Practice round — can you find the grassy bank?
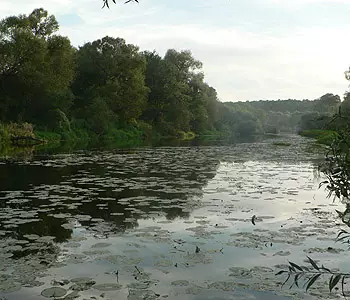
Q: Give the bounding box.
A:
[197,129,227,140]
[299,129,338,145]
[0,120,202,157]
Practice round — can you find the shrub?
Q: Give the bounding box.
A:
[7,122,35,137]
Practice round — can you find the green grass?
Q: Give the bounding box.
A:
[299,129,338,145]
[102,127,144,147]
[34,130,61,142]
[197,129,227,140]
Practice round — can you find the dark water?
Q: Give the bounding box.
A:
[0,135,346,299]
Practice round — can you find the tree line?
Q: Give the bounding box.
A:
[0,8,342,144]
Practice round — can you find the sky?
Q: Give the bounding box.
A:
[1,0,350,102]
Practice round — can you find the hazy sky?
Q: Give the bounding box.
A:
[1,0,350,102]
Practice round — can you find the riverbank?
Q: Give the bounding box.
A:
[299,129,338,145]
[1,122,226,157]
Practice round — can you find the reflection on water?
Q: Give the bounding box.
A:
[0,135,345,299]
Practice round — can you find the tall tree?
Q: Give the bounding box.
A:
[162,49,202,133]
[73,36,148,129]
[141,49,205,135]
[314,93,341,114]
[0,8,75,124]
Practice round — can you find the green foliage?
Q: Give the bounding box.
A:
[0,123,11,144]
[277,258,349,296]
[0,8,75,124]
[46,109,71,131]
[7,122,35,137]
[1,8,342,151]
[314,93,341,114]
[102,126,144,147]
[174,131,196,140]
[140,49,209,136]
[226,95,341,134]
[34,130,61,142]
[184,131,196,140]
[278,96,350,298]
[73,36,148,124]
[299,129,338,145]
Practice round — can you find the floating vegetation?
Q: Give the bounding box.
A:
[0,136,343,300]
[100,255,143,265]
[93,283,122,291]
[171,280,190,286]
[41,287,67,298]
[127,289,160,300]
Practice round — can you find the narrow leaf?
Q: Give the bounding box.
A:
[282,274,291,288]
[302,266,310,272]
[330,274,341,292]
[294,273,303,288]
[306,274,321,291]
[307,256,319,270]
[289,262,303,272]
[319,181,329,188]
[341,275,346,298]
[336,235,350,242]
[329,275,334,292]
[276,270,287,276]
[321,265,332,273]
[337,230,347,239]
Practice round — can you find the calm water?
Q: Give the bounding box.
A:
[0,135,347,300]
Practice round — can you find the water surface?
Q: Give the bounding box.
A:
[0,135,346,299]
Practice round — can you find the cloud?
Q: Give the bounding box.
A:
[1,0,350,101]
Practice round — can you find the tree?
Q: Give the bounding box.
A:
[341,92,350,115]
[72,36,148,130]
[0,8,75,124]
[140,49,206,135]
[161,49,203,133]
[141,51,169,128]
[314,93,341,114]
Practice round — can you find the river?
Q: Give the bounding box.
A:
[0,135,347,300]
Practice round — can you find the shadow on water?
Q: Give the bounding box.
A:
[0,146,223,247]
[0,134,330,300]
[0,133,268,158]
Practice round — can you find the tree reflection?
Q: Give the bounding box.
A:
[0,147,222,258]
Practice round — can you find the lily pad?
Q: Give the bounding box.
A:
[93,283,122,291]
[41,287,67,298]
[171,280,189,286]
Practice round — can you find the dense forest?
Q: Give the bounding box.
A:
[226,93,341,134]
[0,8,345,147]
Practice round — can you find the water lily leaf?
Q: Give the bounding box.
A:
[93,283,122,291]
[41,287,67,298]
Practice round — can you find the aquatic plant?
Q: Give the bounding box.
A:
[278,113,350,297]
[276,257,350,297]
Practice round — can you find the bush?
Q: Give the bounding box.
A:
[47,109,71,131]
[8,122,35,137]
[299,129,338,145]
[135,120,153,139]
[0,123,11,143]
[35,130,61,142]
